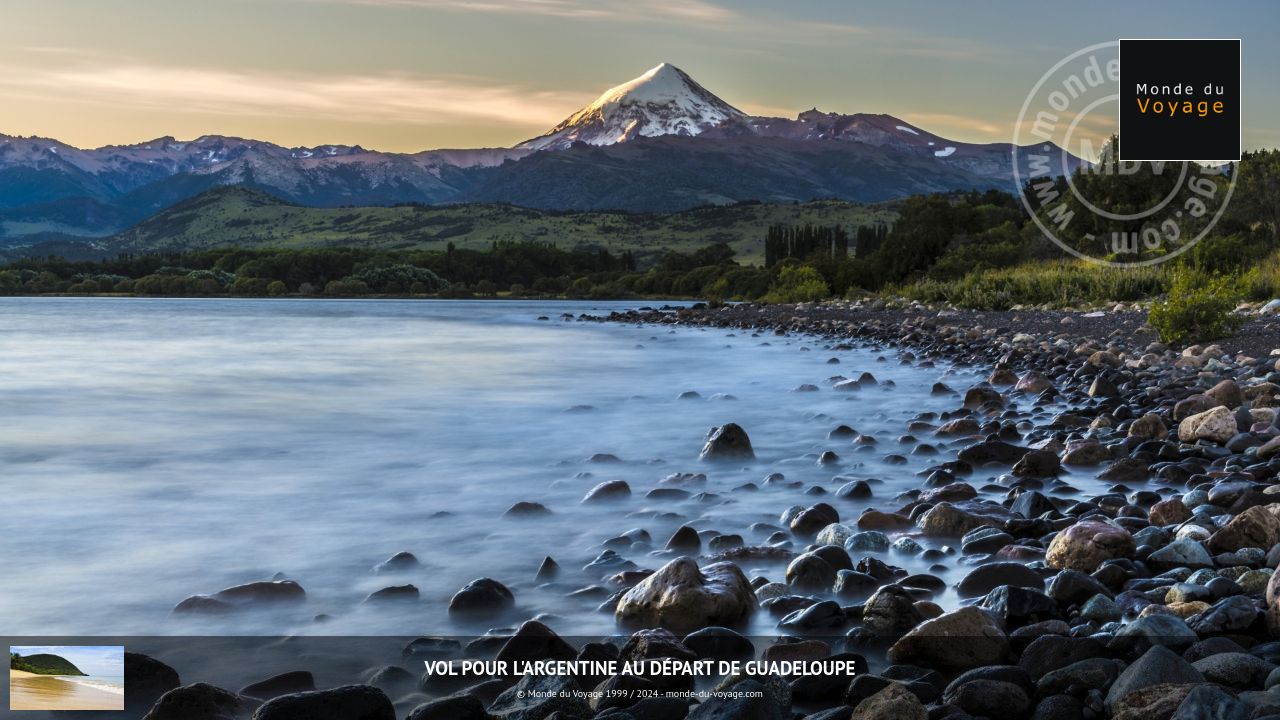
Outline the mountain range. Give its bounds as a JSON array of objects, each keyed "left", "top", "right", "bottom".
[{"left": 0, "top": 63, "right": 1079, "bottom": 251}]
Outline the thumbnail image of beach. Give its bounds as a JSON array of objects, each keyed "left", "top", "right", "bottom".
[{"left": 10, "top": 646, "right": 124, "bottom": 711}]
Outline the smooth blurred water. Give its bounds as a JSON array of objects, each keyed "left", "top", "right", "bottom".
[{"left": 0, "top": 297, "right": 987, "bottom": 638}]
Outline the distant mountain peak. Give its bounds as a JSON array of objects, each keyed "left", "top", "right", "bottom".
[{"left": 517, "top": 63, "right": 745, "bottom": 151}]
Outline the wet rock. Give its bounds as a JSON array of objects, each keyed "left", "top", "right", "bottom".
[
  {"left": 447, "top": 578, "right": 514, "bottom": 616},
  {"left": 1112, "top": 613, "right": 1199, "bottom": 651},
  {"left": 1017, "top": 635, "right": 1106, "bottom": 678},
  {"left": 175, "top": 580, "right": 306, "bottom": 614},
  {"left": 1128, "top": 413, "right": 1168, "bottom": 440},
  {"left": 937, "top": 418, "right": 981, "bottom": 435},
  {"left": 1109, "top": 683, "right": 1196, "bottom": 720},
  {"left": 252, "top": 685, "right": 394, "bottom": 720},
  {"left": 583, "top": 480, "right": 632, "bottom": 503},
  {"left": 1036, "top": 657, "right": 1122, "bottom": 697},
  {"left": 373, "top": 551, "right": 419, "bottom": 573},
  {"left": 1149, "top": 498, "right": 1192, "bottom": 525},
  {"left": 779, "top": 600, "right": 846, "bottom": 632},
  {"left": 535, "top": 556, "right": 560, "bottom": 581},
  {"left": 665, "top": 525, "right": 701, "bottom": 553},
  {"left": 887, "top": 606, "right": 1009, "bottom": 671},
  {"left": 979, "top": 585, "right": 1059, "bottom": 626},
  {"left": 1046, "top": 568, "right": 1113, "bottom": 606},
  {"left": 856, "top": 510, "right": 913, "bottom": 531},
  {"left": 700, "top": 424, "right": 754, "bottom": 460},
  {"left": 785, "top": 553, "right": 837, "bottom": 592},
  {"left": 683, "top": 626, "right": 754, "bottom": 661},
  {"left": 849, "top": 682, "right": 926, "bottom": 720},
  {"left": 834, "top": 570, "right": 879, "bottom": 600},
  {"left": 1013, "top": 450, "right": 1061, "bottom": 477},
  {"left": 956, "top": 562, "right": 1043, "bottom": 598},
  {"left": 1192, "top": 652, "right": 1274, "bottom": 688},
  {"left": 1016, "top": 372, "right": 1054, "bottom": 394},
  {"left": 957, "top": 439, "right": 1026, "bottom": 465},
  {"left": 1061, "top": 439, "right": 1111, "bottom": 465},
  {"left": 143, "top": 683, "right": 246, "bottom": 720},
  {"left": 1046, "top": 520, "right": 1135, "bottom": 572},
  {"left": 125, "top": 652, "right": 180, "bottom": 714},
  {"left": 791, "top": 503, "right": 840, "bottom": 536},
  {"left": 496, "top": 620, "right": 578, "bottom": 665},
  {"left": 816, "top": 523, "right": 855, "bottom": 547},
  {"left": 1169, "top": 684, "right": 1250, "bottom": 720},
  {"left": 1207, "top": 505, "right": 1280, "bottom": 553},
  {"left": 406, "top": 695, "right": 487, "bottom": 720},
  {"left": 862, "top": 585, "right": 926, "bottom": 637},
  {"left": 1148, "top": 538, "right": 1215, "bottom": 570},
  {"left": 363, "top": 585, "right": 418, "bottom": 603},
  {"left": 1188, "top": 595, "right": 1262, "bottom": 634},
  {"left": 1079, "top": 594, "right": 1122, "bottom": 623},
  {"left": 943, "top": 679, "right": 1030, "bottom": 720},
  {"left": 916, "top": 502, "right": 989, "bottom": 537},
  {"left": 240, "top": 671, "right": 316, "bottom": 701},
  {"left": 1178, "top": 406, "right": 1237, "bottom": 444},
  {"left": 964, "top": 385, "right": 1005, "bottom": 409},
  {"left": 615, "top": 557, "right": 755, "bottom": 633},
  {"left": 505, "top": 502, "right": 553, "bottom": 517},
  {"left": 1104, "top": 646, "right": 1204, "bottom": 711},
  {"left": 845, "top": 531, "right": 891, "bottom": 552},
  {"left": 489, "top": 675, "right": 589, "bottom": 720}
]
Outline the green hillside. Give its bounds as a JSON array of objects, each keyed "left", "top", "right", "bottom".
[
  {"left": 106, "top": 187, "right": 896, "bottom": 265},
  {"left": 11, "top": 652, "right": 87, "bottom": 676}
]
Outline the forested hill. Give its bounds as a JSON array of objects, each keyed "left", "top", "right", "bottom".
[
  {"left": 90, "top": 187, "right": 895, "bottom": 266},
  {"left": 11, "top": 652, "right": 87, "bottom": 676}
]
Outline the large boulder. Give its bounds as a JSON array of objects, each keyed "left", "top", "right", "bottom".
[
  {"left": 1206, "top": 505, "right": 1280, "bottom": 553},
  {"left": 447, "top": 578, "right": 514, "bottom": 616},
  {"left": 862, "top": 585, "right": 926, "bottom": 637},
  {"left": 1045, "top": 521, "right": 1135, "bottom": 572},
  {"left": 886, "top": 606, "right": 1010, "bottom": 671},
  {"left": 1104, "top": 646, "right": 1204, "bottom": 712},
  {"left": 615, "top": 557, "right": 755, "bottom": 633},
  {"left": 1177, "top": 406, "right": 1237, "bottom": 444},
  {"left": 700, "top": 424, "right": 754, "bottom": 460},
  {"left": 143, "top": 683, "right": 245, "bottom": 720},
  {"left": 850, "top": 682, "right": 926, "bottom": 720},
  {"left": 174, "top": 580, "right": 305, "bottom": 614},
  {"left": 125, "top": 652, "right": 180, "bottom": 715},
  {"left": 489, "top": 675, "right": 590, "bottom": 720}
]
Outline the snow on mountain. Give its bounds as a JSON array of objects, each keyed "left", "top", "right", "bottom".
[{"left": 517, "top": 63, "right": 746, "bottom": 151}]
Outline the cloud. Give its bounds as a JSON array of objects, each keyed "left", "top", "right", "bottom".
[
  {"left": 0, "top": 61, "right": 591, "bottom": 129},
  {"left": 900, "top": 112, "right": 1007, "bottom": 137},
  {"left": 298, "top": 0, "right": 735, "bottom": 22}
]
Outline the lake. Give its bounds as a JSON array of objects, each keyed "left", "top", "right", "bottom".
[{"left": 0, "top": 297, "right": 986, "bottom": 638}]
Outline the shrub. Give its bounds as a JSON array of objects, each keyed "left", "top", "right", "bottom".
[
  {"left": 1147, "top": 266, "right": 1243, "bottom": 345},
  {"left": 267, "top": 280, "right": 288, "bottom": 296},
  {"left": 323, "top": 278, "right": 370, "bottom": 296},
  {"left": 352, "top": 264, "right": 447, "bottom": 293},
  {"left": 763, "top": 265, "right": 831, "bottom": 304}
]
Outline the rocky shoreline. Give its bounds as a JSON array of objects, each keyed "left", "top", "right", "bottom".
[{"left": 120, "top": 299, "right": 1280, "bottom": 719}]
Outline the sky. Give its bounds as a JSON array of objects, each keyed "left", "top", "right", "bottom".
[
  {"left": 11, "top": 646, "right": 124, "bottom": 677},
  {"left": 1, "top": 0, "right": 1277, "bottom": 153}
]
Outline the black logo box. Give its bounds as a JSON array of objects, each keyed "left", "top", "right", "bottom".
[{"left": 1119, "top": 39, "right": 1241, "bottom": 162}]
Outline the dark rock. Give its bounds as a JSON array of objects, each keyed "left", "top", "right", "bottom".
[
  {"left": 407, "top": 695, "right": 487, "bottom": 720},
  {"left": 252, "top": 685, "right": 394, "bottom": 720},
  {"left": 1104, "top": 646, "right": 1204, "bottom": 711},
  {"left": 957, "top": 562, "right": 1044, "bottom": 598},
  {"left": 683, "top": 626, "right": 754, "bottom": 661},
  {"left": 240, "top": 671, "right": 316, "bottom": 701},
  {"left": 489, "top": 675, "right": 589, "bottom": 720},
  {"left": 700, "top": 424, "right": 755, "bottom": 460},
  {"left": 125, "top": 652, "right": 180, "bottom": 714},
  {"left": 448, "top": 578, "right": 515, "bottom": 616},
  {"left": 143, "top": 683, "right": 245, "bottom": 720}
]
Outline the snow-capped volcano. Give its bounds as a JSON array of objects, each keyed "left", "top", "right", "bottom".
[{"left": 517, "top": 63, "right": 745, "bottom": 151}]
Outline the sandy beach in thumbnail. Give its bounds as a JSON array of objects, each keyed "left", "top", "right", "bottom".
[{"left": 9, "top": 669, "right": 124, "bottom": 711}]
